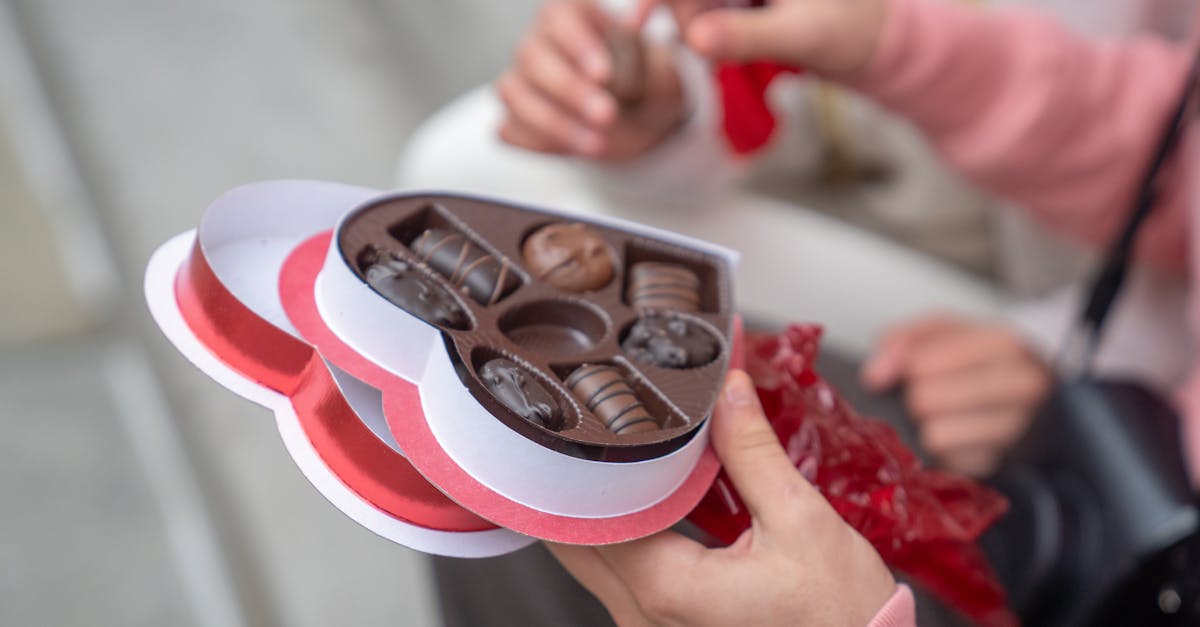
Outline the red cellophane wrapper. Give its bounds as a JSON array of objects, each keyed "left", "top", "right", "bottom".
[{"left": 687, "top": 325, "right": 1017, "bottom": 626}]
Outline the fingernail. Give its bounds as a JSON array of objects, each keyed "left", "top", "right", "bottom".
[
  {"left": 723, "top": 372, "right": 756, "bottom": 406},
  {"left": 584, "top": 93, "right": 615, "bottom": 125}
]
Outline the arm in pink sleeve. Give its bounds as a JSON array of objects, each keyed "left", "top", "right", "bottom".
[
  {"left": 848, "top": 0, "right": 1192, "bottom": 269},
  {"left": 868, "top": 585, "right": 917, "bottom": 627}
]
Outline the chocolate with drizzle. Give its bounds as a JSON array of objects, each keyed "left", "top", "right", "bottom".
[
  {"left": 412, "top": 227, "right": 519, "bottom": 305},
  {"left": 627, "top": 262, "right": 701, "bottom": 312},
  {"left": 565, "top": 364, "right": 658, "bottom": 435}
]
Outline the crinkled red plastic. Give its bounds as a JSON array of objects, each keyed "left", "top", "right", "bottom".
[{"left": 687, "top": 324, "right": 1017, "bottom": 627}]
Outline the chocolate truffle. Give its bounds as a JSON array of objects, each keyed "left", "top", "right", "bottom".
[
  {"left": 411, "top": 227, "right": 520, "bottom": 305},
  {"left": 627, "top": 262, "right": 701, "bottom": 312},
  {"left": 622, "top": 314, "right": 718, "bottom": 369},
  {"left": 359, "top": 248, "right": 468, "bottom": 330},
  {"left": 522, "top": 223, "right": 615, "bottom": 292},
  {"left": 565, "top": 364, "right": 658, "bottom": 435},
  {"left": 480, "top": 358, "right": 564, "bottom": 431},
  {"left": 602, "top": 26, "right": 646, "bottom": 108}
]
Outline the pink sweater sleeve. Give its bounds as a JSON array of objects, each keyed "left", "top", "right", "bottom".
[
  {"left": 868, "top": 585, "right": 917, "bottom": 627},
  {"left": 848, "top": 0, "right": 1192, "bottom": 269}
]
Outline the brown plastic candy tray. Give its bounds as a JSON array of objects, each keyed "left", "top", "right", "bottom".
[{"left": 336, "top": 194, "right": 734, "bottom": 462}]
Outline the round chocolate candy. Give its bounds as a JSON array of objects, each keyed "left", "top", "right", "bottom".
[
  {"left": 622, "top": 314, "right": 718, "bottom": 369},
  {"left": 602, "top": 25, "right": 646, "bottom": 108},
  {"left": 565, "top": 364, "right": 658, "bottom": 435},
  {"left": 480, "top": 358, "right": 564, "bottom": 431},
  {"left": 411, "top": 227, "right": 519, "bottom": 305},
  {"left": 360, "top": 248, "right": 469, "bottom": 330},
  {"left": 627, "top": 262, "right": 701, "bottom": 312},
  {"left": 522, "top": 223, "right": 615, "bottom": 292}
]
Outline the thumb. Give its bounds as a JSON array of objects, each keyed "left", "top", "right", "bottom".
[
  {"left": 685, "top": 5, "right": 823, "bottom": 65},
  {"left": 710, "top": 370, "right": 822, "bottom": 520}
]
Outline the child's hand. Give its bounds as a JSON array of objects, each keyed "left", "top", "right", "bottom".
[
  {"left": 547, "top": 371, "right": 897, "bottom": 627},
  {"left": 862, "top": 314, "right": 1053, "bottom": 477},
  {"left": 496, "top": 0, "right": 687, "bottom": 160},
  {"left": 643, "top": 0, "right": 887, "bottom": 76}
]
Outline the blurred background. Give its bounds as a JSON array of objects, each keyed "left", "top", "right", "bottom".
[{"left": 0, "top": 1, "right": 544, "bottom": 625}]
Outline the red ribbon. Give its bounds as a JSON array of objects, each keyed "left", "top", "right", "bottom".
[{"left": 175, "top": 239, "right": 313, "bottom": 395}]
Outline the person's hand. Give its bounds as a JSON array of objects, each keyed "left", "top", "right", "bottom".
[
  {"left": 861, "top": 314, "right": 1053, "bottom": 477},
  {"left": 496, "top": 0, "right": 687, "bottom": 161},
  {"left": 547, "top": 370, "right": 896, "bottom": 627},
  {"left": 640, "top": 0, "right": 887, "bottom": 76}
]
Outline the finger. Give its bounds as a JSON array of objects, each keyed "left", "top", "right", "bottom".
[
  {"left": 517, "top": 34, "right": 617, "bottom": 126},
  {"left": 860, "top": 314, "right": 963, "bottom": 390},
  {"left": 497, "top": 116, "right": 570, "bottom": 154},
  {"left": 495, "top": 71, "right": 605, "bottom": 156},
  {"left": 546, "top": 543, "right": 650, "bottom": 625},
  {"left": 906, "top": 364, "right": 1049, "bottom": 418},
  {"left": 539, "top": 0, "right": 612, "bottom": 82},
  {"left": 630, "top": 0, "right": 658, "bottom": 29},
  {"left": 711, "top": 370, "right": 823, "bottom": 524},
  {"left": 906, "top": 327, "right": 1040, "bottom": 379},
  {"left": 918, "top": 408, "right": 1031, "bottom": 458},
  {"left": 685, "top": 6, "right": 815, "bottom": 62}
]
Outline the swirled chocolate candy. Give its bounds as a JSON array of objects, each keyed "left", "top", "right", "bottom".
[
  {"left": 627, "top": 262, "right": 700, "bottom": 312},
  {"left": 522, "top": 223, "right": 614, "bottom": 292},
  {"left": 412, "top": 227, "right": 519, "bottom": 305},
  {"left": 602, "top": 25, "right": 646, "bottom": 108},
  {"left": 622, "top": 314, "right": 718, "bottom": 369},
  {"left": 565, "top": 364, "right": 658, "bottom": 435},
  {"left": 480, "top": 358, "right": 564, "bottom": 430},
  {"left": 360, "top": 248, "right": 468, "bottom": 329}
]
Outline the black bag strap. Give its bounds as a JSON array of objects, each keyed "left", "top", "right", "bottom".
[{"left": 1061, "top": 50, "right": 1200, "bottom": 376}]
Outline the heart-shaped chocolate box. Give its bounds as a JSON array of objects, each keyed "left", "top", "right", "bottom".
[{"left": 337, "top": 195, "right": 735, "bottom": 462}]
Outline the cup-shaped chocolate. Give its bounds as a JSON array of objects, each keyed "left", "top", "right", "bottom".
[
  {"left": 565, "top": 364, "right": 658, "bottom": 435},
  {"left": 627, "top": 262, "right": 701, "bottom": 312},
  {"left": 412, "top": 227, "right": 519, "bottom": 305}
]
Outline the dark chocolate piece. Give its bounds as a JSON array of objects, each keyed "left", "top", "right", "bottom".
[
  {"left": 602, "top": 26, "right": 646, "bottom": 108},
  {"left": 622, "top": 314, "right": 718, "bottom": 369},
  {"left": 480, "top": 358, "right": 564, "bottom": 431},
  {"left": 522, "top": 223, "right": 615, "bottom": 292},
  {"left": 360, "top": 248, "right": 469, "bottom": 330},
  {"left": 411, "top": 227, "right": 519, "bottom": 305},
  {"left": 565, "top": 364, "right": 658, "bottom": 435},
  {"left": 627, "top": 262, "right": 701, "bottom": 312}
]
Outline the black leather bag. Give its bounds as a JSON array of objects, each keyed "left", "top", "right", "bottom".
[{"left": 985, "top": 381, "right": 1200, "bottom": 625}]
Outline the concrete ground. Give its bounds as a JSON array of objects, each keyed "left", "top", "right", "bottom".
[{"left": 0, "top": 1, "right": 539, "bottom": 625}]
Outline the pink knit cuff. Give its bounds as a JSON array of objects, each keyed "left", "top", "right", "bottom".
[{"left": 867, "top": 585, "right": 917, "bottom": 627}]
